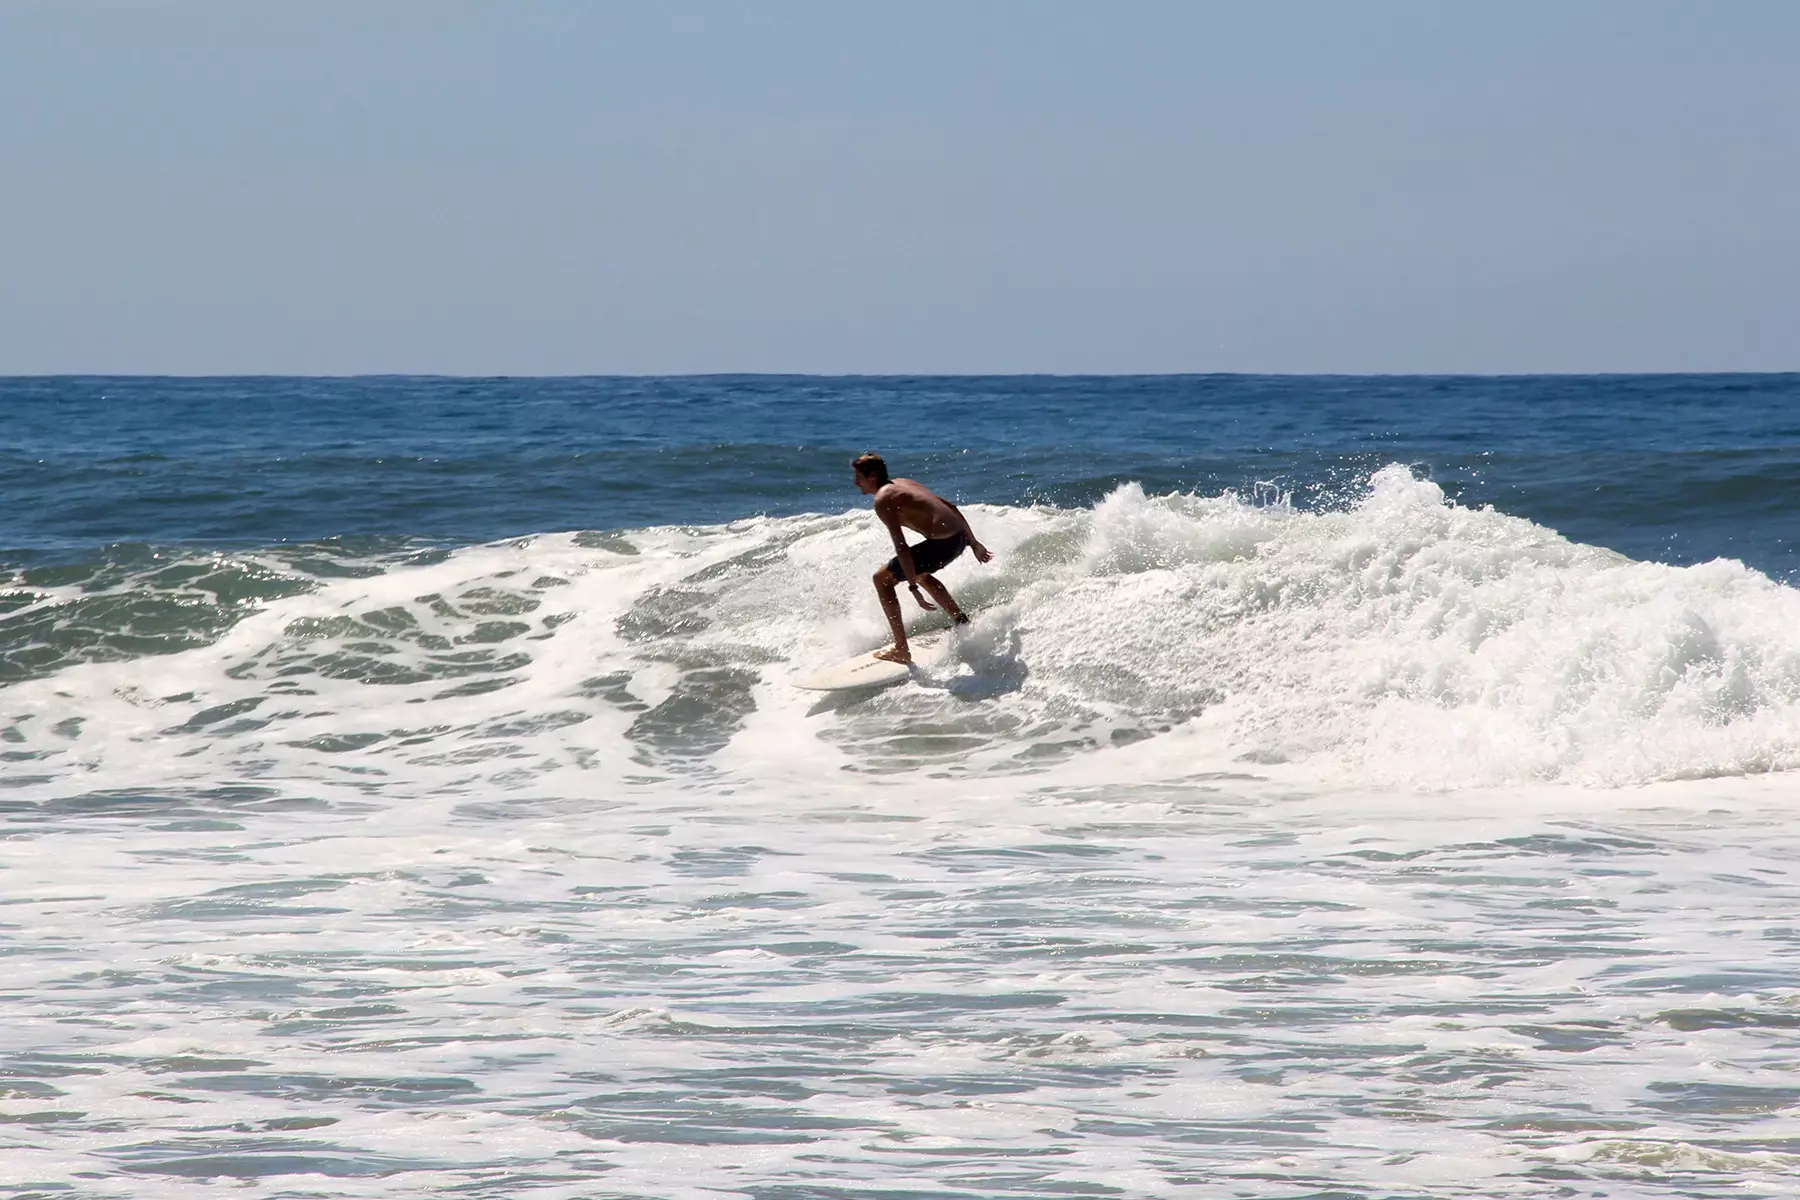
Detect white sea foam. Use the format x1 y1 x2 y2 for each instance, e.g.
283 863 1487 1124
6 469 1800 1197
8 463 1797 795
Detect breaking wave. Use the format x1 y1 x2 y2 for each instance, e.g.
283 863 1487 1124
6 466 1799 794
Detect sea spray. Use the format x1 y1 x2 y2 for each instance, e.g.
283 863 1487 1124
8 466 1799 796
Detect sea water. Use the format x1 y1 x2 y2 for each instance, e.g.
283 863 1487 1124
4 374 1800 1198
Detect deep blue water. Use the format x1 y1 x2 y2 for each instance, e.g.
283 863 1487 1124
6 373 1799 579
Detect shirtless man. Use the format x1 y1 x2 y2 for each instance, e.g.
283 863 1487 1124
852 452 993 664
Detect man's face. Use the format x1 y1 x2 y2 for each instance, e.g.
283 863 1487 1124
854 469 880 495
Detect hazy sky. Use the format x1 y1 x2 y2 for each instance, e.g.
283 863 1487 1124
3 1 1796 374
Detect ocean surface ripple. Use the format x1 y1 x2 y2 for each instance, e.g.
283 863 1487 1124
3 374 1800 1198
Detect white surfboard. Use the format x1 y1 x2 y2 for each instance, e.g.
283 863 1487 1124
794 634 946 692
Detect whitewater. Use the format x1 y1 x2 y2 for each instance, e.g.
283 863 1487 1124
6 464 1800 1197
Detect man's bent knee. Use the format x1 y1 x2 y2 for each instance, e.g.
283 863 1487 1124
873 567 897 590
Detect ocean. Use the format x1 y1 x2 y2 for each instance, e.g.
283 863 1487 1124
4 373 1800 1198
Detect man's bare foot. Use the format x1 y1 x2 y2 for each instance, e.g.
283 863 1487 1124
873 646 911 665
951 613 971 625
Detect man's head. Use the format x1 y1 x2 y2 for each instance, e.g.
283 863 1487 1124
852 452 890 494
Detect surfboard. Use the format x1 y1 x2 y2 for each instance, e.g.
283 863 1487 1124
794 634 945 691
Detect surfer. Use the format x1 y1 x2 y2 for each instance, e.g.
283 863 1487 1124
853 452 993 664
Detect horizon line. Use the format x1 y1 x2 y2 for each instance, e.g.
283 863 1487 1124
7 369 1799 382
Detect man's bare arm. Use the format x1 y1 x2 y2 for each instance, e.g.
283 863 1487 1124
945 501 994 563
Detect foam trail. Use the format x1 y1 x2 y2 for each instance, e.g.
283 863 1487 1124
6 465 1800 797
7 468 1800 1197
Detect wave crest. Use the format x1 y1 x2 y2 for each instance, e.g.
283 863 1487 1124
6 467 1800 793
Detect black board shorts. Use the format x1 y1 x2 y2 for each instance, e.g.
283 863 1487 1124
886 532 967 580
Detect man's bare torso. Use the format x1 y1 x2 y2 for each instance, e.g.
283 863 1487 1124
874 478 962 539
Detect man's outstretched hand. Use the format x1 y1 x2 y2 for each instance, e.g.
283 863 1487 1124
909 584 938 611
972 542 994 564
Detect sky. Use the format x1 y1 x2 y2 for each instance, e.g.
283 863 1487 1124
2 1 1796 375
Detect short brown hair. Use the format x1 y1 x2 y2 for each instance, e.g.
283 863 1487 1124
851 452 890 484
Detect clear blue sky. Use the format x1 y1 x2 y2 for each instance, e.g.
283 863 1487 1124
3 1 1795 374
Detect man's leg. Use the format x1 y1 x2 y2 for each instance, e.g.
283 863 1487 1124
916 574 970 624
872 567 911 663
